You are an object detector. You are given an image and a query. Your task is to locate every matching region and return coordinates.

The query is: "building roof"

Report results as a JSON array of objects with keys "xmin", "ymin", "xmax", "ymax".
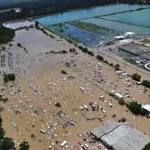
[
  {"xmin": 114, "ymin": 92, "xmax": 124, "ymax": 99},
  {"xmin": 142, "ymin": 104, "xmax": 150, "ymax": 112},
  {"xmin": 91, "ymin": 121, "xmax": 118, "ymax": 139},
  {"xmin": 115, "ymin": 35, "xmax": 125, "ymax": 40},
  {"xmin": 90, "ymin": 121, "xmax": 150, "ymax": 150}
]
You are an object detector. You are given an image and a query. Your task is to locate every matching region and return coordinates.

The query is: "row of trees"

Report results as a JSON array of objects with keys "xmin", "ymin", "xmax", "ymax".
[
  {"xmin": 117, "ymin": 99, "xmax": 148, "ymax": 116},
  {"xmin": 0, "ymin": 116, "xmax": 30, "ymax": 150},
  {"xmin": 78, "ymin": 45, "xmax": 94, "ymax": 56}
]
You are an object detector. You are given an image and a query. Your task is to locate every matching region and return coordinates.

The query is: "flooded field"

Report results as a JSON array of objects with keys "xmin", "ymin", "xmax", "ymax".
[
  {"xmin": 0, "ymin": 25, "xmax": 149, "ymax": 150},
  {"xmin": 0, "ymin": 3, "xmax": 150, "ymax": 150},
  {"xmin": 48, "ymin": 23, "xmax": 116, "ymax": 47},
  {"xmin": 102, "ymin": 8, "xmax": 150, "ymax": 28},
  {"xmin": 37, "ymin": 4, "xmax": 150, "ymax": 47},
  {"xmin": 82, "ymin": 18, "xmax": 150, "ymax": 34},
  {"xmin": 36, "ymin": 4, "xmax": 147, "ymax": 25}
]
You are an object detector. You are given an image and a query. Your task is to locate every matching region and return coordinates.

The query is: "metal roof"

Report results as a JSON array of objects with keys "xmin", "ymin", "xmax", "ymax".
[
  {"xmin": 90, "ymin": 121, "xmax": 119, "ymax": 139},
  {"xmin": 91, "ymin": 121, "xmax": 150, "ymax": 150},
  {"xmin": 142, "ymin": 104, "xmax": 150, "ymax": 112}
]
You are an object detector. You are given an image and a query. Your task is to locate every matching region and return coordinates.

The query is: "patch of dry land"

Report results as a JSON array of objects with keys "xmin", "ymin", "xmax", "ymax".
[{"xmin": 0, "ymin": 21, "xmax": 149, "ymax": 150}]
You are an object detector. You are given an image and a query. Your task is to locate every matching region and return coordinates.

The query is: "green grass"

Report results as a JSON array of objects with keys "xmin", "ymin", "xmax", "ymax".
[
  {"xmin": 70, "ymin": 21, "xmax": 120, "ymax": 34},
  {"xmin": 70, "ymin": 21, "xmax": 102, "ymax": 32},
  {"xmin": 0, "ymin": 27, "xmax": 15, "ymax": 45}
]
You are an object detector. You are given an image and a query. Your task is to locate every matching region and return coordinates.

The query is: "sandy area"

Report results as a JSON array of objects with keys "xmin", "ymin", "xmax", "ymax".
[{"xmin": 0, "ymin": 25, "xmax": 149, "ymax": 150}]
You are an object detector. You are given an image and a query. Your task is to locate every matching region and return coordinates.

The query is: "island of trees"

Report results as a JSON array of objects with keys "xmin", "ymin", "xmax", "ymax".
[{"xmin": 0, "ymin": 26, "xmax": 15, "ymax": 45}]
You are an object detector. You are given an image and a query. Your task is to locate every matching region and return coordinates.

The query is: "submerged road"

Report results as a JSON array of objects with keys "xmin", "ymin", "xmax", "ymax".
[{"xmin": 92, "ymin": 43, "xmax": 150, "ymax": 80}]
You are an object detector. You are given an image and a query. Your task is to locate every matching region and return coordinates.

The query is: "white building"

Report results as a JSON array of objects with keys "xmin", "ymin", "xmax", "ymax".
[
  {"xmin": 111, "ymin": 90, "xmax": 124, "ymax": 100},
  {"xmin": 142, "ymin": 104, "xmax": 150, "ymax": 114}
]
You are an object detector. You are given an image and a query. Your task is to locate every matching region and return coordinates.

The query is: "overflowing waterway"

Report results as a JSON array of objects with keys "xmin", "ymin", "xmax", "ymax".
[
  {"xmin": 36, "ymin": 4, "xmax": 150, "ymax": 47},
  {"xmin": 36, "ymin": 4, "xmax": 147, "ymax": 25}
]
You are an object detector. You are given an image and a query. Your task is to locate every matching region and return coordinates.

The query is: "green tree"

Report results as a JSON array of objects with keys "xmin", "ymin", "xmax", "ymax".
[
  {"xmin": 127, "ymin": 101, "xmax": 142, "ymax": 115},
  {"xmin": 0, "ymin": 137, "xmax": 16, "ymax": 150},
  {"xmin": 19, "ymin": 140, "xmax": 30, "ymax": 150},
  {"xmin": 3, "ymin": 73, "xmax": 15, "ymax": 83},
  {"xmin": 132, "ymin": 73, "xmax": 141, "ymax": 82},
  {"xmin": 142, "ymin": 142, "xmax": 150, "ymax": 150},
  {"xmin": 35, "ymin": 21, "xmax": 39, "ymax": 29},
  {"xmin": 142, "ymin": 80, "xmax": 150, "ymax": 88},
  {"xmin": 114, "ymin": 64, "xmax": 120, "ymax": 71},
  {"xmin": 97, "ymin": 55, "xmax": 104, "ymax": 61},
  {"xmin": 0, "ymin": 127, "xmax": 5, "ymax": 139}
]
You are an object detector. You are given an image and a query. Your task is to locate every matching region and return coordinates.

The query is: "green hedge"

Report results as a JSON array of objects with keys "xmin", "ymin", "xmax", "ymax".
[{"xmin": 0, "ymin": 27, "xmax": 15, "ymax": 45}]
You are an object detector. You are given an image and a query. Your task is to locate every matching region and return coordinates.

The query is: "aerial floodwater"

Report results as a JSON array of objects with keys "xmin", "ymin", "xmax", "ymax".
[
  {"xmin": 36, "ymin": 4, "xmax": 150, "ymax": 47},
  {"xmin": 103, "ymin": 8, "xmax": 150, "ymax": 28},
  {"xmin": 36, "ymin": 4, "xmax": 148, "ymax": 25}
]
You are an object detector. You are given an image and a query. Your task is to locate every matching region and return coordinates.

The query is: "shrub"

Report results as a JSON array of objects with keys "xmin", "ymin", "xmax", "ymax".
[
  {"xmin": 114, "ymin": 64, "xmax": 120, "ymax": 71},
  {"xmin": 3, "ymin": 74, "xmax": 15, "ymax": 83},
  {"xmin": 142, "ymin": 142, "xmax": 150, "ymax": 150},
  {"xmin": 62, "ymin": 50, "xmax": 67, "ymax": 54},
  {"xmin": 0, "ymin": 137, "xmax": 15, "ymax": 150},
  {"xmin": 87, "ymin": 51, "xmax": 94, "ymax": 56},
  {"xmin": 19, "ymin": 140, "xmax": 30, "ymax": 150},
  {"xmin": 97, "ymin": 55, "xmax": 104, "ymax": 61},
  {"xmin": 17, "ymin": 43, "xmax": 22, "ymax": 47},
  {"xmin": 35, "ymin": 21, "xmax": 39, "ymax": 29},
  {"xmin": 69, "ymin": 48, "xmax": 76, "ymax": 53},
  {"xmin": 132, "ymin": 73, "xmax": 141, "ymax": 82},
  {"xmin": 127, "ymin": 101, "xmax": 142, "ymax": 115},
  {"xmin": 0, "ymin": 127, "xmax": 5, "ymax": 139},
  {"xmin": 61, "ymin": 70, "xmax": 67, "ymax": 75},
  {"xmin": 0, "ymin": 27, "xmax": 15, "ymax": 44},
  {"xmin": 118, "ymin": 99, "xmax": 126, "ymax": 105},
  {"xmin": 109, "ymin": 63, "xmax": 114, "ymax": 67},
  {"xmin": 82, "ymin": 47, "xmax": 88, "ymax": 53},
  {"xmin": 142, "ymin": 80, "xmax": 150, "ymax": 88}
]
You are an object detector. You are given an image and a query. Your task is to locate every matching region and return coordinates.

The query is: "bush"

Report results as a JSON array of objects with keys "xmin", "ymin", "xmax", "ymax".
[
  {"xmin": 82, "ymin": 47, "xmax": 88, "ymax": 53},
  {"xmin": 87, "ymin": 51, "xmax": 94, "ymax": 56},
  {"xmin": 132, "ymin": 73, "xmax": 141, "ymax": 82},
  {"xmin": 35, "ymin": 21, "xmax": 39, "ymax": 29},
  {"xmin": 127, "ymin": 101, "xmax": 142, "ymax": 115},
  {"xmin": 142, "ymin": 142, "xmax": 150, "ymax": 150},
  {"xmin": 118, "ymin": 99, "xmax": 126, "ymax": 105},
  {"xmin": 142, "ymin": 80, "xmax": 150, "ymax": 88},
  {"xmin": 0, "ymin": 127, "xmax": 5, "ymax": 139},
  {"xmin": 62, "ymin": 50, "xmax": 67, "ymax": 54},
  {"xmin": 19, "ymin": 140, "xmax": 30, "ymax": 150},
  {"xmin": 97, "ymin": 55, "xmax": 104, "ymax": 61},
  {"xmin": 3, "ymin": 74, "xmax": 15, "ymax": 83},
  {"xmin": 114, "ymin": 64, "xmax": 120, "ymax": 71},
  {"xmin": 0, "ymin": 27, "xmax": 15, "ymax": 44},
  {"xmin": 0, "ymin": 137, "xmax": 15, "ymax": 150},
  {"xmin": 17, "ymin": 43, "xmax": 22, "ymax": 47},
  {"xmin": 69, "ymin": 48, "xmax": 76, "ymax": 53},
  {"xmin": 61, "ymin": 70, "xmax": 67, "ymax": 75}
]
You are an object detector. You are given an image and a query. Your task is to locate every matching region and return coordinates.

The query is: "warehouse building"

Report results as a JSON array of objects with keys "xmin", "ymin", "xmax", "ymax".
[{"xmin": 90, "ymin": 121, "xmax": 150, "ymax": 150}]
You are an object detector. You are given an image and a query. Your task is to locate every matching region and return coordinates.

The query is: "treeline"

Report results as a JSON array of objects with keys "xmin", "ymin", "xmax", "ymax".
[
  {"xmin": 0, "ymin": 27, "xmax": 15, "ymax": 44},
  {"xmin": 0, "ymin": 0, "xmax": 150, "ymax": 22}
]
